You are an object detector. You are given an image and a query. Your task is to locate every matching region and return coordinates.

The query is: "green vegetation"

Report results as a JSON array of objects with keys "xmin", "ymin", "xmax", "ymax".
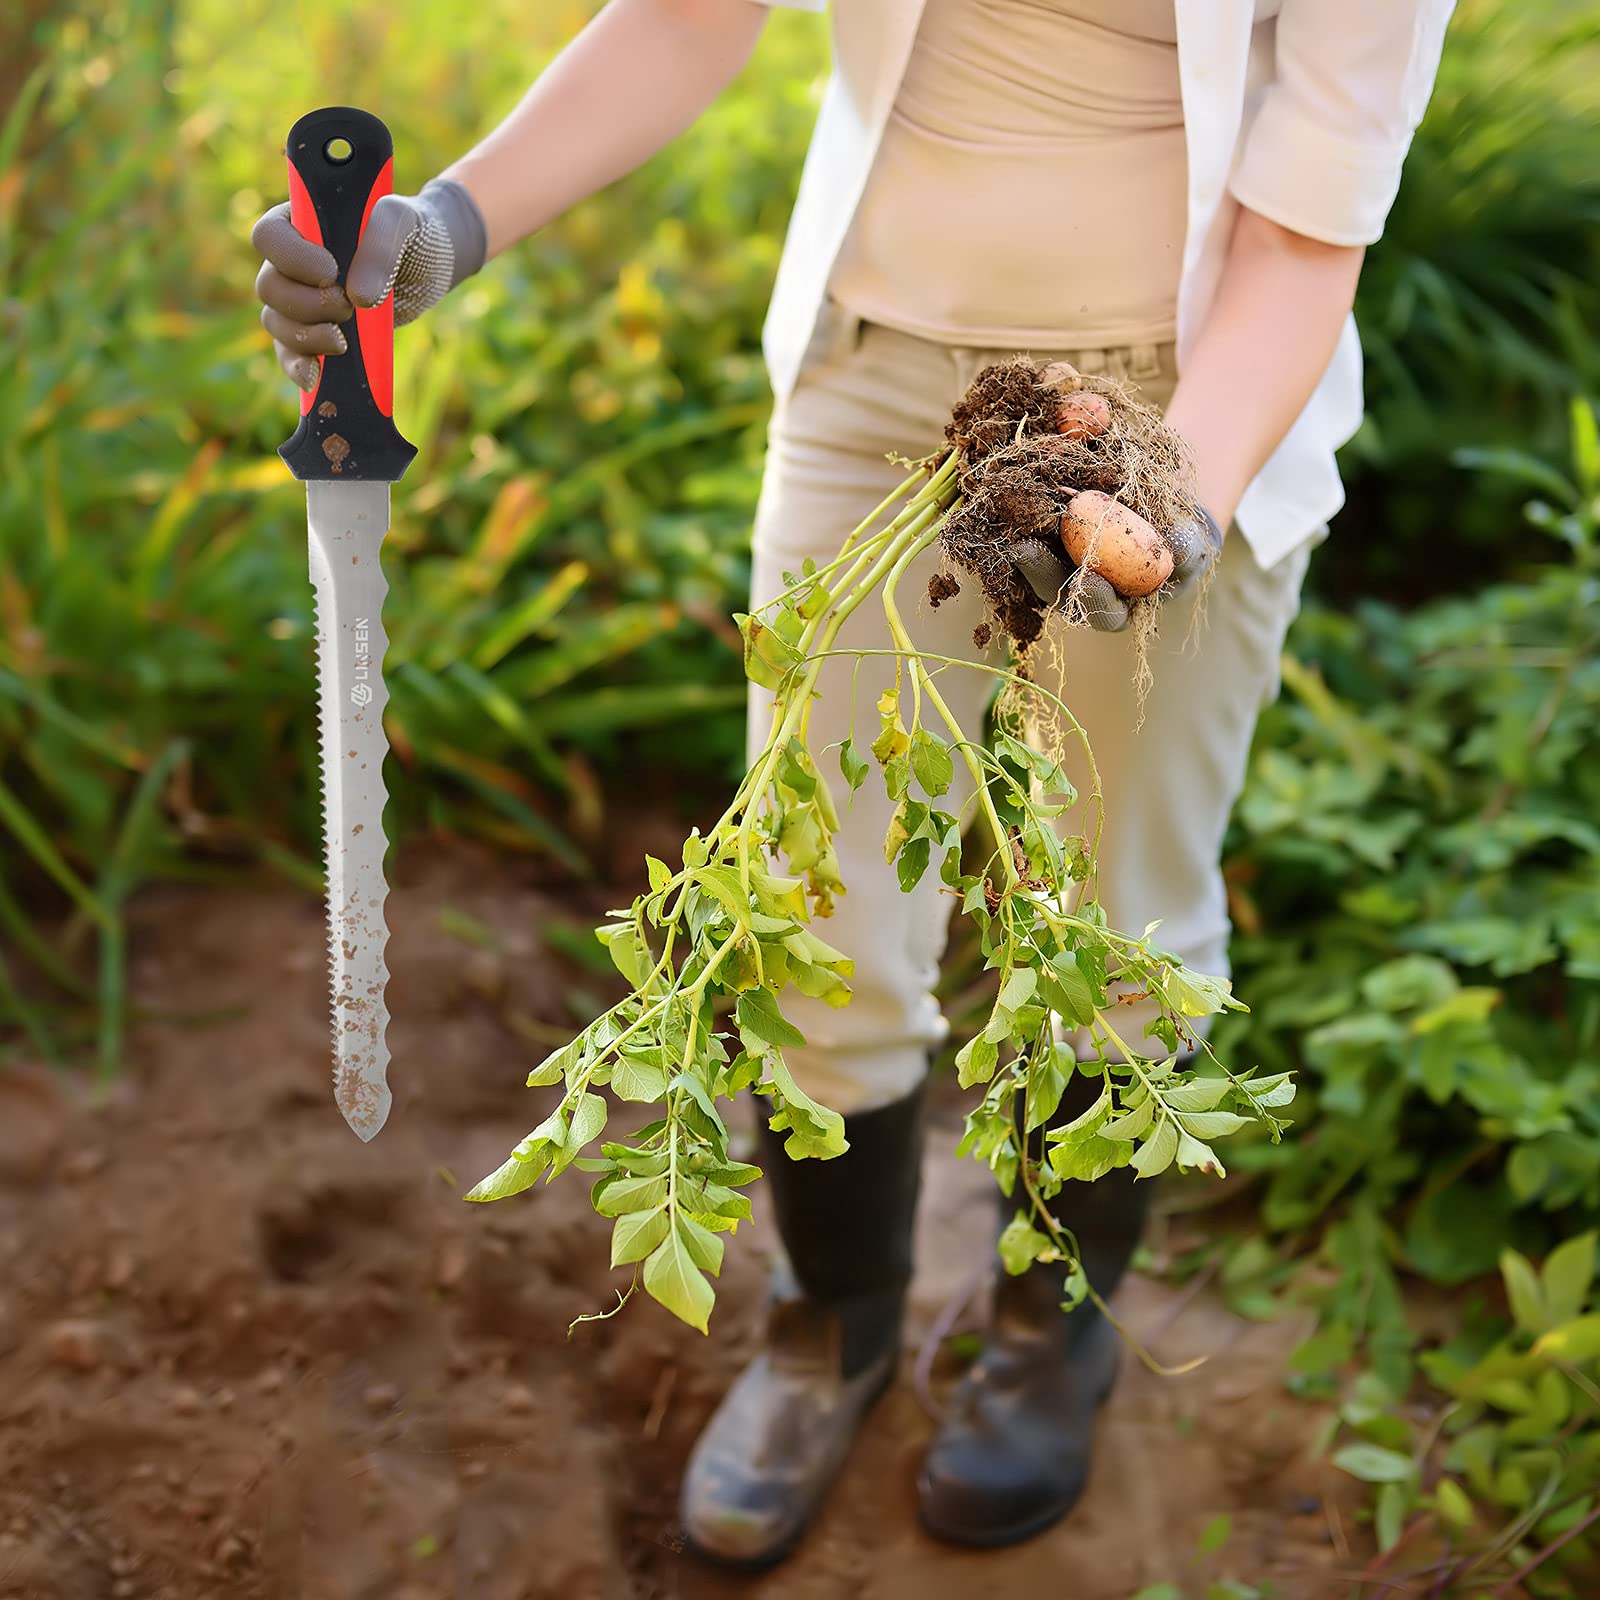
[
  {"xmin": 2, "ymin": 0, "xmax": 1599, "ymax": 1590},
  {"xmin": 0, "ymin": 0, "xmax": 821, "ymax": 1066},
  {"xmin": 1205, "ymin": 401, "xmax": 1600, "ymax": 1592},
  {"xmin": 467, "ymin": 438, "xmax": 1289, "ymax": 1335}
]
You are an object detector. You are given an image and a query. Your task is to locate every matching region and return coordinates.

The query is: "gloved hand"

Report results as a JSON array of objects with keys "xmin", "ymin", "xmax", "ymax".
[
  {"xmin": 251, "ymin": 178, "xmax": 487, "ymax": 390},
  {"xmin": 1012, "ymin": 503, "xmax": 1224, "ymax": 633}
]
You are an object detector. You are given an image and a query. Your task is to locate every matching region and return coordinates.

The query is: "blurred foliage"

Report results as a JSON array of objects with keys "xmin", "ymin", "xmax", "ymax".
[
  {"xmin": 1336, "ymin": 0, "xmax": 1600, "ymax": 602},
  {"xmin": 1211, "ymin": 402, "xmax": 1600, "ymax": 1592}
]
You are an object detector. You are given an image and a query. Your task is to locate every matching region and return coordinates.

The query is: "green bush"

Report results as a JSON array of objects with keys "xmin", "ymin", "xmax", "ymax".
[
  {"xmin": 1341, "ymin": 0, "xmax": 1600, "ymax": 601},
  {"xmin": 1215, "ymin": 403, "xmax": 1600, "ymax": 1590}
]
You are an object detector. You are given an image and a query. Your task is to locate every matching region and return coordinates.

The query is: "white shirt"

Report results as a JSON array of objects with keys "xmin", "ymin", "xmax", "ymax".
[{"xmin": 752, "ymin": 0, "xmax": 1456, "ymax": 569}]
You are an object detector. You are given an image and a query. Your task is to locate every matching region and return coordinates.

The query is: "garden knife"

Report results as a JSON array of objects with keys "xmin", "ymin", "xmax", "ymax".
[{"xmin": 278, "ymin": 107, "xmax": 416, "ymax": 1140}]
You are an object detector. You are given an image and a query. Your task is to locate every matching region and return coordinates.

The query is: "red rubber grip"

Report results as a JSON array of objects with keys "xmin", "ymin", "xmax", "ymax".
[{"xmin": 356, "ymin": 157, "xmax": 395, "ymax": 417}]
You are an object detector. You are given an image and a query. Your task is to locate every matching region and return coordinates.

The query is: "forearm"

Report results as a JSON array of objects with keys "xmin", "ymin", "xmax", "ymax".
[
  {"xmin": 1164, "ymin": 206, "xmax": 1365, "ymax": 528},
  {"xmin": 441, "ymin": 0, "xmax": 768, "ymax": 258}
]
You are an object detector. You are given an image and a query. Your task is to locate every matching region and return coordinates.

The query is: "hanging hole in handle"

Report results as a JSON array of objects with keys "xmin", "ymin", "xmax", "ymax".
[{"xmin": 323, "ymin": 137, "xmax": 354, "ymax": 165}]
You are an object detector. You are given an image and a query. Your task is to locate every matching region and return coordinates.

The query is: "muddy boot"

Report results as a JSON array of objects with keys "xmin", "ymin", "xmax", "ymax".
[
  {"xmin": 917, "ymin": 1068, "xmax": 1151, "ymax": 1546},
  {"xmin": 680, "ymin": 1082, "xmax": 926, "ymax": 1568}
]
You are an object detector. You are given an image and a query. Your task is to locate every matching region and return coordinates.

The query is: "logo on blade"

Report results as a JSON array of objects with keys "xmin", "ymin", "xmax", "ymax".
[{"xmin": 351, "ymin": 617, "xmax": 373, "ymax": 706}]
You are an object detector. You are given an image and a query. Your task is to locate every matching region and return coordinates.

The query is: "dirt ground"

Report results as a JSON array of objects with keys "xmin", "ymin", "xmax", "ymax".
[{"xmin": 0, "ymin": 839, "xmax": 1374, "ymax": 1600}]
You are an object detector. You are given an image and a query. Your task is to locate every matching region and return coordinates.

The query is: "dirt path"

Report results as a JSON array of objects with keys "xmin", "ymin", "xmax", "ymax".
[{"xmin": 0, "ymin": 844, "xmax": 1365, "ymax": 1599}]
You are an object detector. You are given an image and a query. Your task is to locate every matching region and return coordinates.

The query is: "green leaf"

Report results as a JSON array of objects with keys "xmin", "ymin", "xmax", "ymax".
[
  {"xmin": 1532, "ymin": 1314, "xmax": 1600, "ymax": 1364},
  {"xmin": 994, "ymin": 730, "xmax": 1069, "ymax": 792},
  {"xmin": 1375, "ymin": 1481, "xmax": 1410, "ymax": 1553},
  {"xmin": 736, "ymin": 987, "xmax": 807, "ymax": 1052},
  {"xmin": 1542, "ymin": 1232, "xmax": 1597, "ymax": 1327},
  {"xmin": 1332, "ymin": 1443, "xmax": 1416, "ymax": 1484},
  {"xmin": 896, "ymin": 835, "xmax": 931, "ymax": 892},
  {"xmin": 611, "ymin": 1051, "xmax": 668, "ymax": 1103},
  {"xmin": 1023, "ymin": 1051, "xmax": 1067, "ymax": 1131},
  {"xmin": 1101, "ymin": 1098, "xmax": 1155, "ymax": 1141},
  {"xmin": 1433, "ymin": 1477, "xmax": 1475, "ymax": 1532},
  {"xmin": 1130, "ymin": 1116, "xmax": 1177, "ymax": 1178},
  {"xmin": 1166, "ymin": 967, "xmax": 1239, "ymax": 1018},
  {"xmin": 1050, "ymin": 1128, "xmax": 1124, "ymax": 1184},
  {"xmin": 777, "ymin": 737, "xmax": 817, "ymax": 799},
  {"xmin": 1163, "ymin": 1078, "xmax": 1230, "ymax": 1112},
  {"xmin": 1043, "ymin": 950, "xmax": 1096, "ymax": 1026},
  {"xmin": 594, "ymin": 921, "xmax": 648, "ymax": 985},
  {"xmin": 676, "ymin": 1212, "xmax": 726, "ymax": 1275},
  {"xmin": 526, "ymin": 1036, "xmax": 582, "ymax": 1088},
  {"xmin": 645, "ymin": 855, "xmax": 673, "ymax": 895},
  {"xmin": 1180, "ymin": 1111, "xmax": 1251, "ymax": 1139},
  {"xmin": 766, "ymin": 1054, "xmax": 848, "ymax": 1160},
  {"xmin": 692, "ymin": 865, "xmax": 755, "ymax": 931},
  {"xmin": 560, "ymin": 1092, "xmax": 607, "ymax": 1162},
  {"xmin": 465, "ymin": 1148, "xmax": 550, "ymax": 1202},
  {"xmin": 998, "ymin": 1212, "xmax": 1051, "ymax": 1275},
  {"xmin": 1569, "ymin": 396, "xmax": 1599, "ymax": 494},
  {"xmin": 839, "ymin": 737, "xmax": 870, "ymax": 793},
  {"xmin": 594, "ymin": 1173, "xmax": 668, "ymax": 1218},
  {"xmin": 643, "ymin": 1231, "xmax": 716, "ymax": 1334},
  {"xmin": 1243, "ymin": 1073, "xmax": 1296, "ymax": 1109},
  {"xmin": 1195, "ymin": 1512, "xmax": 1233, "ymax": 1556},
  {"xmin": 955, "ymin": 1033, "xmax": 1000, "ymax": 1088},
  {"xmin": 750, "ymin": 868, "xmax": 809, "ymax": 921},
  {"xmin": 910, "ymin": 729, "xmax": 954, "ymax": 797},
  {"xmin": 611, "ymin": 1206, "xmax": 669, "ymax": 1266},
  {"xmin": 1501, "ymin": 1247, "xmax": 1549, "ymax": 1334},
  {"xmin": 997, "ymin": 965, "xmax": 1039, "ymax": 1014}
]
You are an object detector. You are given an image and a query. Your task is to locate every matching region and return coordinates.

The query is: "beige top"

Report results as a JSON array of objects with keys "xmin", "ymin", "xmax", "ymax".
[{"xmin": 829, "ymin": 0, "xmax": 1188, "ymax": 348}]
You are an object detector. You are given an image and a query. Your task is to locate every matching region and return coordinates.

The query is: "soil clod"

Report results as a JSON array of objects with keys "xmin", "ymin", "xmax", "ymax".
[{"xmin": 937, "ymin": 358, "xmax": 1201, "ymax": 658}]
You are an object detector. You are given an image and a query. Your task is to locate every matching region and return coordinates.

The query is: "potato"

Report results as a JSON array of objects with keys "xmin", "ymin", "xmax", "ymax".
[
  {"xmin": 1038, "ymin": 360, "xmax": 1081, "ymax": 392},
  {"xmin": 1056, "ymin": 391, "xmax": 1111, "ymax": 441},
  {"xmin": 1060, "ymin": 491, "xmax": 1173, "ymax": 598}
]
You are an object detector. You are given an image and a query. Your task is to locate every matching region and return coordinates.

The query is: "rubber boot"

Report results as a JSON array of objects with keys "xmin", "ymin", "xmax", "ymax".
[
  {"xmin": 680, "ymin": 1081, "xmax": 926, "ymax": 1567},
  {"xmin": 917, "ymin": 1066, "xmax": 1151, "ymax": 1546}
]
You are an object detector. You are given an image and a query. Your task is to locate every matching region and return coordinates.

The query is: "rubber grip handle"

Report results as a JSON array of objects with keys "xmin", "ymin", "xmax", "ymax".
[{"xmin": 278, "ymin": 107, "xmax": 417, "ymax": 483}]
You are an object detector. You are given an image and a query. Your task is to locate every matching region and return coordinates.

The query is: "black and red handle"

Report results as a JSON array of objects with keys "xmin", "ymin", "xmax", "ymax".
[{"xmin": 278, "ymin": 107, "xmax": 417, "ymax": 483}]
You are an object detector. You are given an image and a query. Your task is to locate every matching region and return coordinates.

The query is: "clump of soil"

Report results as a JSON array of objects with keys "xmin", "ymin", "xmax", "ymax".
[{"xmin": 939, "ymin": 359, "xmax": 1201, "ymax": 652}]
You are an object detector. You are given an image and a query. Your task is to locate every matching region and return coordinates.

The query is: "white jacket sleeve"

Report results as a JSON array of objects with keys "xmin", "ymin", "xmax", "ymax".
[{"xmin": 1229, "ymin": 0, "xmax": 1456, "ymax": 247}]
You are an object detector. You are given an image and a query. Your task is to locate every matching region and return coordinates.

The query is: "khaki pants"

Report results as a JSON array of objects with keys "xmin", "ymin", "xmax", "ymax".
[{"xmin": 749, "ymin": 303, "xmax": 1314, "ymax": 1112}]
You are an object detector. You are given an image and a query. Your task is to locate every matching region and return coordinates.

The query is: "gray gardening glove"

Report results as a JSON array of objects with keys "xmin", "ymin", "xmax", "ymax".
[
  {"xmin": 252, "ymin": 178, "xmax": 487, "ymax": 389},
  {"xmin": 1012, "ymin": 505, "xmax": 1224, "ymax": 634}
]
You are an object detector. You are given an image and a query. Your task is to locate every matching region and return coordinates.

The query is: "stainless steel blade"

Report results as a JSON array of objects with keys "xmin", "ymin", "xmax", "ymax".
[{"xmin": 307, "ymin": 479, "xmax": 393, "ymax": 1140}]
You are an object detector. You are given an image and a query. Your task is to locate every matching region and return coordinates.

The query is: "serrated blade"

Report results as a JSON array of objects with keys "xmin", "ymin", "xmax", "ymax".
[{"xmin": 307, "ymin": 479, "xmax": 393, "ymax": 1140}]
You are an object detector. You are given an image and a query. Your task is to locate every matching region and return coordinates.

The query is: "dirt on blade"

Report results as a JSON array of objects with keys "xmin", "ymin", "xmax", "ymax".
[{"xmin": 0, "ymin": 837, "xmax": 1361, "ymax": 1599}]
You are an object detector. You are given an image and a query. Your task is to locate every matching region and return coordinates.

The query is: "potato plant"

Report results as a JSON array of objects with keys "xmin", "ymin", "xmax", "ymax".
[{"xmin": 468, "ymin": 362, "xmax": 1297, "ymax": 1331}]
